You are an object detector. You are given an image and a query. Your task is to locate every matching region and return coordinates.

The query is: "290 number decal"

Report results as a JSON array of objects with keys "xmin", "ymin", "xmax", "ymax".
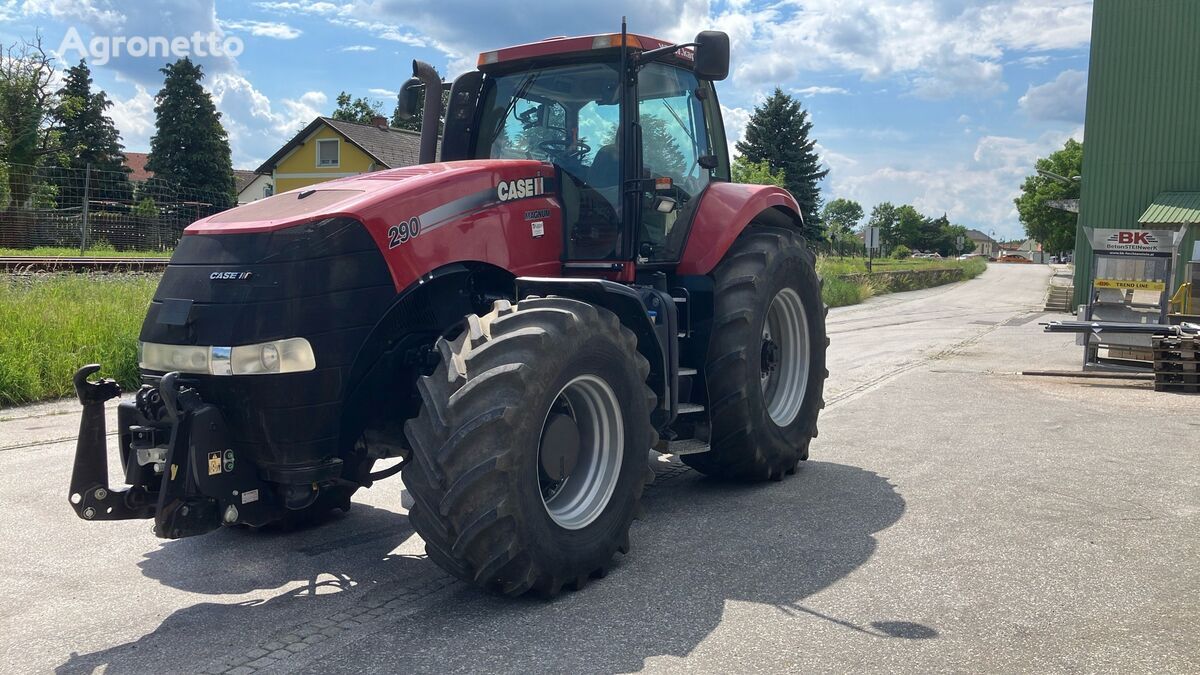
[{"xmin": 388, "ymin": 217, "xmax": 421, "ymax": 248}]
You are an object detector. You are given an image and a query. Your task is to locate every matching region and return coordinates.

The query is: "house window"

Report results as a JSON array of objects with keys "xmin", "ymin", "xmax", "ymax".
[
  {"xmin": 263, "ymin": 183, "xmax": 273, "ymax": 198},
  {"xmin": 316, "ymin": 139, "xmax": 339, "ymax": 167}
]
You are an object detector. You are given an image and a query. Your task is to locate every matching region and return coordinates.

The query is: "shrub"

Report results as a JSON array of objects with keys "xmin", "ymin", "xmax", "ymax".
[{"xmin": 891, "ymin": 244, "xmax": 911, "ymax": 259}]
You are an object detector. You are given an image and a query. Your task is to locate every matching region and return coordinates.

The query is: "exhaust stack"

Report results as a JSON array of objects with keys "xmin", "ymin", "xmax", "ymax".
[{"xmin": 397, "ymin": 60, "xmax": 443, "ymax": 164}]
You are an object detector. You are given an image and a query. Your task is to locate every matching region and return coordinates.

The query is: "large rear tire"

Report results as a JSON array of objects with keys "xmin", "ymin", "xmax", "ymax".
[
  {"xmin": 683, "ymin": 225, "xmax": 828, "ymax": 481},
  {"xmin": 403, "ymin": 298, "xmax": 656, "ymax": 596}
]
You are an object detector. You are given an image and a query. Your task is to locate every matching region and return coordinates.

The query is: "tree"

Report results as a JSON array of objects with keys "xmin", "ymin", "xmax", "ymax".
[
  {"xmin": 1015, "ymin": 138, "xmax": 1082, "ymax": 255},
  {"xmin": 867, "ymin": 202, "xmax": 899, "ymax": 250},
  {"xmin": 732, "ymin": 156, "xmax": 786, "ymax": 187},
  {"xmin": 332, "ymin": 91, "xmax": 383, "ymax": 125},
  {"xmin": 736, "ymin": 88, "xmax": 828, "ymax": 239},
  {"xmin": 49, "ymin": 60, "xmax": 131, "ymax": 204},
  {"xmin": 146, "ymin": 58, "xmax": 234, "ymax": 209},
  {"xmin": 391, "ymin": 88, "xmax": 449, "ymax": 134},
  {"xmin": 894, "ymin": 204, "xmax": 925, "ymax": 249},
  {"xmin": 821, "ymin": 198, "xmax": 863, "ymax": 241},
  {"xmin": 0, "ymin": 36, "xmax": 57, "ymax": 208}
]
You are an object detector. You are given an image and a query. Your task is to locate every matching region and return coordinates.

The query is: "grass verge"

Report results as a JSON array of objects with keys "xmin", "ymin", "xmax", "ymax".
[
  {"xmin": 0, "ymin": 274, "xmax": 156, "ymax": 406},
  {"xmin": 819, "ymin": 257, "xmax": 986, "ymax": 308},
  {"xmin": 0, "ymin": 245, "xmax": 171, "ymax": 258}
]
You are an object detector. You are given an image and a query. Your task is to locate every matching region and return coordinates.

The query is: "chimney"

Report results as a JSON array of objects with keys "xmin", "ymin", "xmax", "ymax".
[{"xmin": 371, "ymin": 115, "xmax": 388, "ymax": 130}]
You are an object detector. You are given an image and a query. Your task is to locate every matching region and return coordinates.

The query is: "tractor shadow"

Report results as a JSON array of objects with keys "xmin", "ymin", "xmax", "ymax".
[
  {"xmin": 302, "ymin": 460, "xmax": 931, "ymax": 672},
  {"xmin": 56, "ymin": 502, "xmax": 429, "ymax": 674},
  {"xmin": 57, "ymin": 460, "xmax": 928, "ymax": 673}
]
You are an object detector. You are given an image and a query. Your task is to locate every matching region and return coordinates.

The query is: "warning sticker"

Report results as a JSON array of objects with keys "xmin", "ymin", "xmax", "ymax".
[
  {"xmin": 241, "ymin": 489, "xmax": 259, "ymax": 505},
  {"xmin": 207, "ymin": 452, "xmax": 222, "ymax": 476},
  {"xmin": 1094, "ymin": 278, "xmax": 1166, "ymax": 292},
  {"xmin": 531, "ymin": 221, "xmax": 545, "ymax": 238}
]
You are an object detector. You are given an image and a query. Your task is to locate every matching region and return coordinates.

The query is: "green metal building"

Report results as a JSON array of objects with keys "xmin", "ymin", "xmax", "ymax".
[{"xmin": 1073, "ymin": 0, "xmax": 1200, "ymax": 310}]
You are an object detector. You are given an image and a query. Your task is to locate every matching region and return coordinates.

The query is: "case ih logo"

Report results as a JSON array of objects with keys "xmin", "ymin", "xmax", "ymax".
[
  {"xmin": 497, "ymin": 176, "xmax": 545, "ymax": 202},
  {"xmin": 1106, "ymin": 231, "xmax": 1159, "ymax": 246},
  {"xmin": 210, "ymin": 271, "xmax": 254, "ymax": 281}
]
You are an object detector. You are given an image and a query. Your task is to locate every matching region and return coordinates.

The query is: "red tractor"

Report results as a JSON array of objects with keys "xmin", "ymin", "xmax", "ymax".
[{"xmin": 70, "ymin": 25, "xmax": 828, "ymax": 596}]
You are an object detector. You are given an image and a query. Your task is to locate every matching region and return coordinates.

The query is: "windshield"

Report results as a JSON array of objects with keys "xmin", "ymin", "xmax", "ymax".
[
  {"xmin": 475, "ymin": 60, "xmax": 621, "ymax": 179},
  {"xmin": 476, "ymin": 60, "xmax": 625, "ymax": 259}
]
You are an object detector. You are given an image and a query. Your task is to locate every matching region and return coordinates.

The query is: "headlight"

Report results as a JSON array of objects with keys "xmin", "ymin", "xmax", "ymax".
[{"xmin": 139, "ymin": 338, "xmax": 316, "ymax": 376}]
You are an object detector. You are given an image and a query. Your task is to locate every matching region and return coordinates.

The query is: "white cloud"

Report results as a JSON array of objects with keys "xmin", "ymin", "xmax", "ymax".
[
  {"xmin": 368, "ymin": 87, "xmax": 396, "ymax": 97},
  {"xmin": 721, "ymin": 104, "xmax": 751, "ymax": 158},
  {"xmin": 220, "ymin": 19, "xmax": 302, "ymax": 40},
  {"xmin": 718, "ymin": 0, "xmax": 1089, "ymax": 101},
  {"xmin": 340, "ymin": 45, "xmax": 377, "ymax": 52},
  {"xmin": 830, "ymin": 127, "xmax": 1083, "ymax": 239},
  {"xmin": 21, "ymin": 0, "xmax": 125, "ymax": 31},
  {"xmin": 1018, "ymin": 69, "xmax": 1087, "ymax": 123},
  {"xmin": 795, "ymin": 86, "xmax": 850, "ymax": 97},
  {"xmin": 208, "ymin": 73, "xmax": 327, "ymax": 167},
  {"xmin": 108, "ymin": 82, "xmax": 156, "ymax": 151}
]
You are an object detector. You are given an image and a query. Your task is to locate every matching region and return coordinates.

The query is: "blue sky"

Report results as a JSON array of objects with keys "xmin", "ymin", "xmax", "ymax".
[{"xmin": 1, "ymin": 0, "xmax": 1091, "ymax": 239}]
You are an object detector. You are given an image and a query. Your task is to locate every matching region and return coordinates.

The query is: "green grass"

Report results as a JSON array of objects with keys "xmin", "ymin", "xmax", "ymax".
[
  {"xmin": 0, "ymin": 245, "xmax": 171, "ymax": 258},
  {"xmin": 816, "ymin": 255, "xmax": 982, "ymax": 277},
  {"xmin": 819, "ymin": 256, "xmax": 987, "ymax": 308},
  {"xmin": 0, "ymin": 274, "xmax": 157, "ymax": 405}
]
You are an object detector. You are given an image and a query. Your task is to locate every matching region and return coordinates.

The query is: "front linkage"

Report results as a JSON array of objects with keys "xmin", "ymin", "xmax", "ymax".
[{"xmin": 69, "ymin": 365, "xmax": 280, "ymax": 538}]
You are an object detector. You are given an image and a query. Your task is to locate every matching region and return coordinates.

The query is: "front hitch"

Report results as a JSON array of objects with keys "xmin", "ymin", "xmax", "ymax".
[
  {"xmin": 68, "ymin": 365, "xmax": 280, "ymax": 538},
  {"xmin": 68, "ymin": 365, "xmax": 155, "ymax": 520}
]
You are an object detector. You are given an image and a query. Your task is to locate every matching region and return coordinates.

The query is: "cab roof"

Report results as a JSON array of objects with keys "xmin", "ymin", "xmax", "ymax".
[{"xmin": 477, "ymin": 33, "xmax": 694, "ymax": 70}]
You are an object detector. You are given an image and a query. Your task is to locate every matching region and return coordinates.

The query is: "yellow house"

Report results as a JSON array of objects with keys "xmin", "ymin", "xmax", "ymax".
[{"xmin": 256, "ymin": 116, "xmax": 423, "ymax": 193}]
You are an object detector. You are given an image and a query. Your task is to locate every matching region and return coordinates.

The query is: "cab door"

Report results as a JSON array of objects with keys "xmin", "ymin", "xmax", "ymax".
[{"xmin": 635, "ymin": 63, "xmax": 730, "ymax": 264}]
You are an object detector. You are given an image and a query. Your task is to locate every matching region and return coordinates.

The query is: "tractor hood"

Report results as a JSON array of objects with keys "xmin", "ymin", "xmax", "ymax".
[{"xmin": 188, "ymin": 159, "xmax": 554, "ymax": 236}]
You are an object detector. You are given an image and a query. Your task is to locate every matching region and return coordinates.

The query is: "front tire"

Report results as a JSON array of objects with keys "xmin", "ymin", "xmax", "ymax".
[
  {"xmin": 683, "ymin": 225, "xmax": 828, "ymax": 481},
  {"xmin": 403, "ymin": 298, "xmax": 656, "ymax": 596}
]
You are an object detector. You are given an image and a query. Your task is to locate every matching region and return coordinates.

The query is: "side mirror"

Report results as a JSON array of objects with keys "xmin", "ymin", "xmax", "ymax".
[
  {"xmin": 396, "ymin": 77, "xmax": 423, "ymax": 121},
  {"xmin": 693, "ymin": 31, "xmax": 729, "ymax": 81}
]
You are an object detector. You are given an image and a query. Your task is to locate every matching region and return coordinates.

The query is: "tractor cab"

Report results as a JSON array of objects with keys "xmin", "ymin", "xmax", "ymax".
[{"xmin": 400, "ymin": 29, "xmax": 731, "ymax": 272}]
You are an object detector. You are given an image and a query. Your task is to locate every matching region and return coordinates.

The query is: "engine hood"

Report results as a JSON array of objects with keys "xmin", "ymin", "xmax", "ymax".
[{"xmin": 187, "ymin": 159, "xmax": 554, "ymax": 235}]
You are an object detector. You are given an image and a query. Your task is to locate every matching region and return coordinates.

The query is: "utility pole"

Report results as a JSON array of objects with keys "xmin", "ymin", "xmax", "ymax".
[{"xmin": 79, "ymin": 163, "xmax": 92, "ymax": 255}]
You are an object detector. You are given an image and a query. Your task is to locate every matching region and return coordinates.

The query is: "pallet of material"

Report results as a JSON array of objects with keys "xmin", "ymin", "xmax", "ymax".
[{"xmin": 1153, "ymin": 335, "xmax": 1200, "ymax": 393}]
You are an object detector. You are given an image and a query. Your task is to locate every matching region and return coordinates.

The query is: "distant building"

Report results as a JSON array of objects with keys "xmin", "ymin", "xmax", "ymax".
[
  {"xmin": 122, "ymin": 152, "xmax": 153, "ymax": 182},
  {"xmin": 234, "ymin": 169, "xmax": 273, "ymax": 204},
  {"xmin": 255, "ymin": 116, "xmax": 423, "ymax": 194},
  {"xmin": 964, "ymin": 229, "xmax": 997, "ymax": 257}
]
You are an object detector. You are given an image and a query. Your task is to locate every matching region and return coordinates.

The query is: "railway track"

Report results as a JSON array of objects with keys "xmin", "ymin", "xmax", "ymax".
[{"xmin": 0, "ymin": 256, "xmax": 169, "ymax": 273}]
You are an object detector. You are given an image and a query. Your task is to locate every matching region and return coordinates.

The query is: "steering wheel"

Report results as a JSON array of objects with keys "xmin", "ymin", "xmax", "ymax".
[{"xmin": 538, "ymin": 138, "xmax": 592, "ymax": 162}]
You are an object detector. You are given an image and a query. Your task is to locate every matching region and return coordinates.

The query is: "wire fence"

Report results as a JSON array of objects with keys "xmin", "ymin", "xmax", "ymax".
[{"xmin": 0, "ymin": 162, "xmax": 235, "ymax": 254}]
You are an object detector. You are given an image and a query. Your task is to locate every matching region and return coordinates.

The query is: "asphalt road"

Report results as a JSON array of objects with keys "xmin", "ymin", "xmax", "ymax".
[{"xmin": 1, "ymin": 264, "xmax": 1197, "ymax": 673}]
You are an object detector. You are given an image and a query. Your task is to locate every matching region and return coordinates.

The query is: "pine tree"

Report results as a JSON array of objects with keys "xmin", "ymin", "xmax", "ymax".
[
  {"xmin": 50, "ymin": 60, "xmax": 131, "ymax": 204},
  {"xmin": 736, "ymin": 88, "xmax": 828, "ymax": 240},
  {"xmin": 146, "ymin": 58, "xmax": 234, "ymax": 209}
]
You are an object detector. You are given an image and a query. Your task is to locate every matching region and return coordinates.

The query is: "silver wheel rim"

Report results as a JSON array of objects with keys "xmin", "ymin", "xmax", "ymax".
[
  {"xmin": 538, "ymin": 374, "xmax": 624, "ymax": 530},
  {"xmin": 760, "ymin": 287, "xmax": 810, "ymax": 427}
]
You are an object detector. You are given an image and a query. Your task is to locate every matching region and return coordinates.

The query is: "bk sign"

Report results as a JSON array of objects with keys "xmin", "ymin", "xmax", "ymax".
[{"xmin": 1088, "ymin": 228, "xmax": 1177, "ymax": 255}]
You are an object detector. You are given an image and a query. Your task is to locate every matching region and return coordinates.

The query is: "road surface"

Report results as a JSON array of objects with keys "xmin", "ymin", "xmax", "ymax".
[{"xmin": 1, "ymin": 264, "xmax": 1196, "ymax": 673}]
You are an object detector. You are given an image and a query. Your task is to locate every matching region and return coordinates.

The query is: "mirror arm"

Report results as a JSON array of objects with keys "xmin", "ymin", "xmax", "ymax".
[{"xmin": 635, "ymin": 42, "xmax": 698, "ymax": 66}]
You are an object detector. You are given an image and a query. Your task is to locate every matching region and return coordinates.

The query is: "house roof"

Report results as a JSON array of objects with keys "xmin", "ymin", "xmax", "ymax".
[
  {"xmin": 233, "ymin": 170, "xmax": 260, "ymax": 194},
  {"xmin": 964, "ymin": 229, "xmax": 994, "ymax": 242},
  {"xmin": 254, "ymin": 117, "xmax": 424, "ymax": 174},
  {"xmin": 123, "ymin": 152, "xmax": 153, "ymax": 181},
  {"xmin": 1137, "ymin": 191, "xmax": 1200, "ymax": 225}
]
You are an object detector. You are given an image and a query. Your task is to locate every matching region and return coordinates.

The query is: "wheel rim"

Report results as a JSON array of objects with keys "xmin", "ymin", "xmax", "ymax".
[
  {"xmin": 760, "ymin": 287, "xmax": 810, "ymax": 427},
  {"xmin": 538, "ymin": 374, "xmax": 624, "ymax": 530}
]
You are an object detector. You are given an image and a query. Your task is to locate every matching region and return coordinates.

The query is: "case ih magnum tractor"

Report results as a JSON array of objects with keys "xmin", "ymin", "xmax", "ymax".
[{"xmin": 70, "ymin": 26, "xmax": 828, "ymax": 596}]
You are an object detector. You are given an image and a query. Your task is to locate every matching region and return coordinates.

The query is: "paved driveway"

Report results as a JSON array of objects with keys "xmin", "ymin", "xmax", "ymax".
[{"xmin": 1, "ymin": 263, "xmax": 1196, "ymax": 673}]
